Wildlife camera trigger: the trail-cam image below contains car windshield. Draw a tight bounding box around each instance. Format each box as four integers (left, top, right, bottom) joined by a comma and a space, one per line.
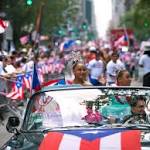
24, 87, 150, 131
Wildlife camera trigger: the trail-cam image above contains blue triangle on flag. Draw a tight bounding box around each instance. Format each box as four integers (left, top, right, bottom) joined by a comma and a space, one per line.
32, 63, 41, 91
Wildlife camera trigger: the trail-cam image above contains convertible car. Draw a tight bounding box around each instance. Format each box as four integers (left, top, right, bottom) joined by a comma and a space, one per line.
1, 86, 150, 150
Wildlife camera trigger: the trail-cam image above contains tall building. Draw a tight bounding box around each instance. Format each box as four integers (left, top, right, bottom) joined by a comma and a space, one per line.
124, 0, 136, 11
111, 0, 136, 28
81, 0, 95, 27
111, 0, 125, 28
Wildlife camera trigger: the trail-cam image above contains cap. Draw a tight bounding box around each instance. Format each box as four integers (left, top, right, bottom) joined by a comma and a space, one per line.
144, 45, 150, 52
89, 46, 96, 52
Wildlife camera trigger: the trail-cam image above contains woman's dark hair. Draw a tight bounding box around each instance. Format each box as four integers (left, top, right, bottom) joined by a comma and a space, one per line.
144, 50, 150, 57
21, 57, 27, 63
72, 60, 86, 70
111, 51, 119, 57
129, 95, 146, 107
15, 61, 21, 68
72, 60, 79, 70
0, 56, 4, 61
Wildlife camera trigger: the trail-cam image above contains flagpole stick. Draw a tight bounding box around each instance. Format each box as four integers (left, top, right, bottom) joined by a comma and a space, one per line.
123, 24, 130, 47
30, 63, 35, 96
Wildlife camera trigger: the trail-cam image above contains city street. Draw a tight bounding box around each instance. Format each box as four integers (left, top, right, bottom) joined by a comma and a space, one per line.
0, 0, 150, 149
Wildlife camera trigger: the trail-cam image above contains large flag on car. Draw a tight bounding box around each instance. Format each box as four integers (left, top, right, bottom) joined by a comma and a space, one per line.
32, 63, 41, 92
39, 129, 141, 150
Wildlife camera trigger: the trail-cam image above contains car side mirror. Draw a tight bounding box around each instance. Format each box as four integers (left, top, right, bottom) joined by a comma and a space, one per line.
6, 116, 20, 133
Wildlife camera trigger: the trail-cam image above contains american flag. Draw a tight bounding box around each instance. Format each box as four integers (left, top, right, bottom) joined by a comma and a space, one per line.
39, 129, 141, 150
6, 75, 24, 100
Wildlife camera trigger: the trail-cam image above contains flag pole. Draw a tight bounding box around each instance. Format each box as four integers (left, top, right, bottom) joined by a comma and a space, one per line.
123, 24, 130, 47
33, 3, 44, 49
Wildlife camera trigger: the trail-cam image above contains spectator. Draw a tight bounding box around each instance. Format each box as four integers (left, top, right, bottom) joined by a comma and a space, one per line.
87, 51, 105, 86
72, 61, 91, 86
106, 52, 120, 85
123, 95, 148, 124
109, 95, 148, 124
3, 57, 16, 74
139, 46, 150, 86
116, 70, 132, 86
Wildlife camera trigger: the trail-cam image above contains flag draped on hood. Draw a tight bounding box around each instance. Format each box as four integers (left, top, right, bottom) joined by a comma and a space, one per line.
39, 129, 141, 150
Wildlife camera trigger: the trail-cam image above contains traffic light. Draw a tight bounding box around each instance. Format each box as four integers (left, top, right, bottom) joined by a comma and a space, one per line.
26, 0, 33, 6
144, 22, 149, 28
81, 22, 88, 31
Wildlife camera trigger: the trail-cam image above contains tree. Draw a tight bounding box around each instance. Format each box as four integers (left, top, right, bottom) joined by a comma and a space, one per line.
120, 0, 150, 41
1, 0, 79, 47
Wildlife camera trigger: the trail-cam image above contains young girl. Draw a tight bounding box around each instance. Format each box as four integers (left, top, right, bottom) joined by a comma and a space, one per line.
72, 61, 91, 86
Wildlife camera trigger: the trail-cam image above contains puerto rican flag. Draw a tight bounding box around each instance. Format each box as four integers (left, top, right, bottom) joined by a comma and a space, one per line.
0, 18, 8, 34
6, 75, 24, 100
39, 129, 141, 150
23, 72, 32, 89
41, 78, 73, 88
39, 63, 49, 74
37, 68, 44, 84
32, 64, 41, 92
42, 79, 61, 87
114, 35, 129, 48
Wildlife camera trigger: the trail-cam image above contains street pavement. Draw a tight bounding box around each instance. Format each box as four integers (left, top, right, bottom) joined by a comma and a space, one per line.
0, 78, 143, 148
131, 78, 142, 86
0, 112, 13, 148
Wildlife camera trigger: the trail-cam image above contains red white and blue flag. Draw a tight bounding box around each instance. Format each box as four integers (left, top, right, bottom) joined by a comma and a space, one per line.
41, 78, 72, 88
42, 79, 61, 87
6, 75, 24, 100
0, 18, 8, 34
39, 129, 141, 150
23, 72, 32, 90
32, 63, 41, 92
114, 35, 129, 48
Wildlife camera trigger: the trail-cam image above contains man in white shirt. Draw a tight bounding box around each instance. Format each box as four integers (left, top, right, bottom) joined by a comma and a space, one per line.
139, 46, 150, 86
117, 58, 125, 71
87, 52, 104, 85
3, 57, 16, 74
106, 52, 120, 85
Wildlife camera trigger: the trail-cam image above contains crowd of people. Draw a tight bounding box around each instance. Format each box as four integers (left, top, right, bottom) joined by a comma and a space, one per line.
67, 46, 145, 87
0, 40, 150, 89
0, 38, 150, 125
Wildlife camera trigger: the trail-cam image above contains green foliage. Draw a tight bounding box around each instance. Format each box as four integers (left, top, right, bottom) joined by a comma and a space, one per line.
120, 0, 150, 41
1, 0, 78, 47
